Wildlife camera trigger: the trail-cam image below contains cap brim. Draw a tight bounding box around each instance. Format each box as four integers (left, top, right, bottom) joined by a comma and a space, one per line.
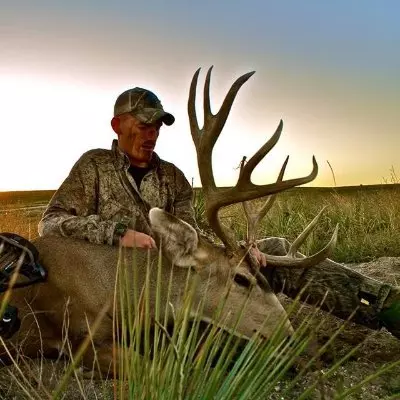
160, 111, 175, 126
135, 109, 175, 126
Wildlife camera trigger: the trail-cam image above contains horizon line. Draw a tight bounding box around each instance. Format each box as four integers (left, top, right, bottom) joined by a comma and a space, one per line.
1, 182, 400, 194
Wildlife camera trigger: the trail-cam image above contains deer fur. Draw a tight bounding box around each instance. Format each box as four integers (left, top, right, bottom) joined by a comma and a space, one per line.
1, 208, 292, 376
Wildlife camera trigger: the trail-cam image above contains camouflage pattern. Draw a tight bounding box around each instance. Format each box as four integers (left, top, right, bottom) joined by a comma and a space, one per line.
114, 87, 175, 126
257, 237, 398, 334
38, 140, 196, 245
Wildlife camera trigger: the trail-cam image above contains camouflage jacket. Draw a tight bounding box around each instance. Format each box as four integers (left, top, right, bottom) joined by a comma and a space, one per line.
38, 140, 196, 245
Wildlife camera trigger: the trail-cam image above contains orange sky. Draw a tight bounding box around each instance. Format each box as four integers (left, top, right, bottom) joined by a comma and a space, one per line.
1, 1, 399, 191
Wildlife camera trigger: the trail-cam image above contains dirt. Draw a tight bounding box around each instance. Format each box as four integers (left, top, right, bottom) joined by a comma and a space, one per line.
0, 258, 399, 399
269, 257, 400, 399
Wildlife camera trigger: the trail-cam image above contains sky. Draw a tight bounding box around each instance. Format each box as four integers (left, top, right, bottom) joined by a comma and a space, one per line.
1, 0, 399, 191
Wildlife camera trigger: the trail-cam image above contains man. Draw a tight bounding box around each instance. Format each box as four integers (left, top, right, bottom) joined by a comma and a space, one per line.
39, 88, 196, 249
38, 87, 400, 339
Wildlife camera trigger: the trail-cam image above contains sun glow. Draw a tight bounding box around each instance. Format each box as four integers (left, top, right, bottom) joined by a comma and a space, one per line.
0, 74, 117, 191
0, 69, 397, 191
0, 74, 337, 192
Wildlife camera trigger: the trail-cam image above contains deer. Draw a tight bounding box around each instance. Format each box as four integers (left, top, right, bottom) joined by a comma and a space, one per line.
0, 67, 337, 377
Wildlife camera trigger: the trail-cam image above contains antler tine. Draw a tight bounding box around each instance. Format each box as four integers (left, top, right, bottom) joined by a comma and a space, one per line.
209, 67, 255, 143
188, 67, 217, 189
203, 67, 213, 125
188, 68, 202, 148
242, 155, 290, 245
263, 222, 339, 268
287, 205, 327, 257
238, 120, 283, 185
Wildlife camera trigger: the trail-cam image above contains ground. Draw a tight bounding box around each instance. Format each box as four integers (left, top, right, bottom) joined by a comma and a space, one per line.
0, 258, 398, 399
269, 257, 400, 400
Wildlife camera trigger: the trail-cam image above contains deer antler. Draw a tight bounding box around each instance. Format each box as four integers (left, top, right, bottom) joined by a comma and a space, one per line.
188, 66, 318, 255
240, 156, 339, 268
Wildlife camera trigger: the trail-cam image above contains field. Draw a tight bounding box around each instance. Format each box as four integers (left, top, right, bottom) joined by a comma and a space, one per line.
0, 185, 400, 399
0, 190, 54, 240
195, 183, 400, 263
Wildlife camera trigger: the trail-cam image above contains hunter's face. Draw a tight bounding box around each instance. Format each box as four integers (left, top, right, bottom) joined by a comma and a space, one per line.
113, 114, 162, 167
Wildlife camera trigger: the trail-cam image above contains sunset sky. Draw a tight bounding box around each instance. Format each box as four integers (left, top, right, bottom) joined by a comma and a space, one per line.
1, 1, 399, 191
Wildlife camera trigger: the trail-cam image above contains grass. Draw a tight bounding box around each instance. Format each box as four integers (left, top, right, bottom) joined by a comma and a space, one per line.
1, 185, 400, 398
109, 249, 306, 400
2, 184, 400, 263
194, 184, 400, 263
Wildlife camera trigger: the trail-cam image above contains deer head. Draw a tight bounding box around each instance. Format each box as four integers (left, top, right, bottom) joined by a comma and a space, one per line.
149, 207, 293, 339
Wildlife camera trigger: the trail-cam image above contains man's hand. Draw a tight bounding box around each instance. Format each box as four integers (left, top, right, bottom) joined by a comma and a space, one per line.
249, 246, 267, 267
120, 229, 157, 249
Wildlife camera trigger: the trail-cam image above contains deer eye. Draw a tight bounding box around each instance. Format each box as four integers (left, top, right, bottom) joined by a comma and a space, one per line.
234, 273, 252, 289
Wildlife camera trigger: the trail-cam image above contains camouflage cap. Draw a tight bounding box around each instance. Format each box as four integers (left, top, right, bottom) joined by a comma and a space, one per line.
113, 87, 175, 126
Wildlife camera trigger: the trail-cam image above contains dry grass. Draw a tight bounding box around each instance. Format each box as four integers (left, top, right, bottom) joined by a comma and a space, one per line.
2, 185, 400, 265
194, 184, 400, 263
0, 190, 53, 240
1, 186, 400, 398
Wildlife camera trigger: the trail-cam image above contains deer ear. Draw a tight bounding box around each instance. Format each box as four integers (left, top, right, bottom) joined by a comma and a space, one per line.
149, 208, 199, 267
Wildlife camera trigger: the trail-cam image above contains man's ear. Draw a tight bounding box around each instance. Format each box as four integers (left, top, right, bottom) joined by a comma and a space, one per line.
111, 117, 121, 134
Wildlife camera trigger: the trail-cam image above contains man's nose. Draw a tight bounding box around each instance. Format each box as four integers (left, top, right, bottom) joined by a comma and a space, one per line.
145, 126, 158, 139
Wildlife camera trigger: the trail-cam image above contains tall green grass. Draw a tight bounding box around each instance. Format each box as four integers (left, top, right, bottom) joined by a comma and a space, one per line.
110, 246, 316, 399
